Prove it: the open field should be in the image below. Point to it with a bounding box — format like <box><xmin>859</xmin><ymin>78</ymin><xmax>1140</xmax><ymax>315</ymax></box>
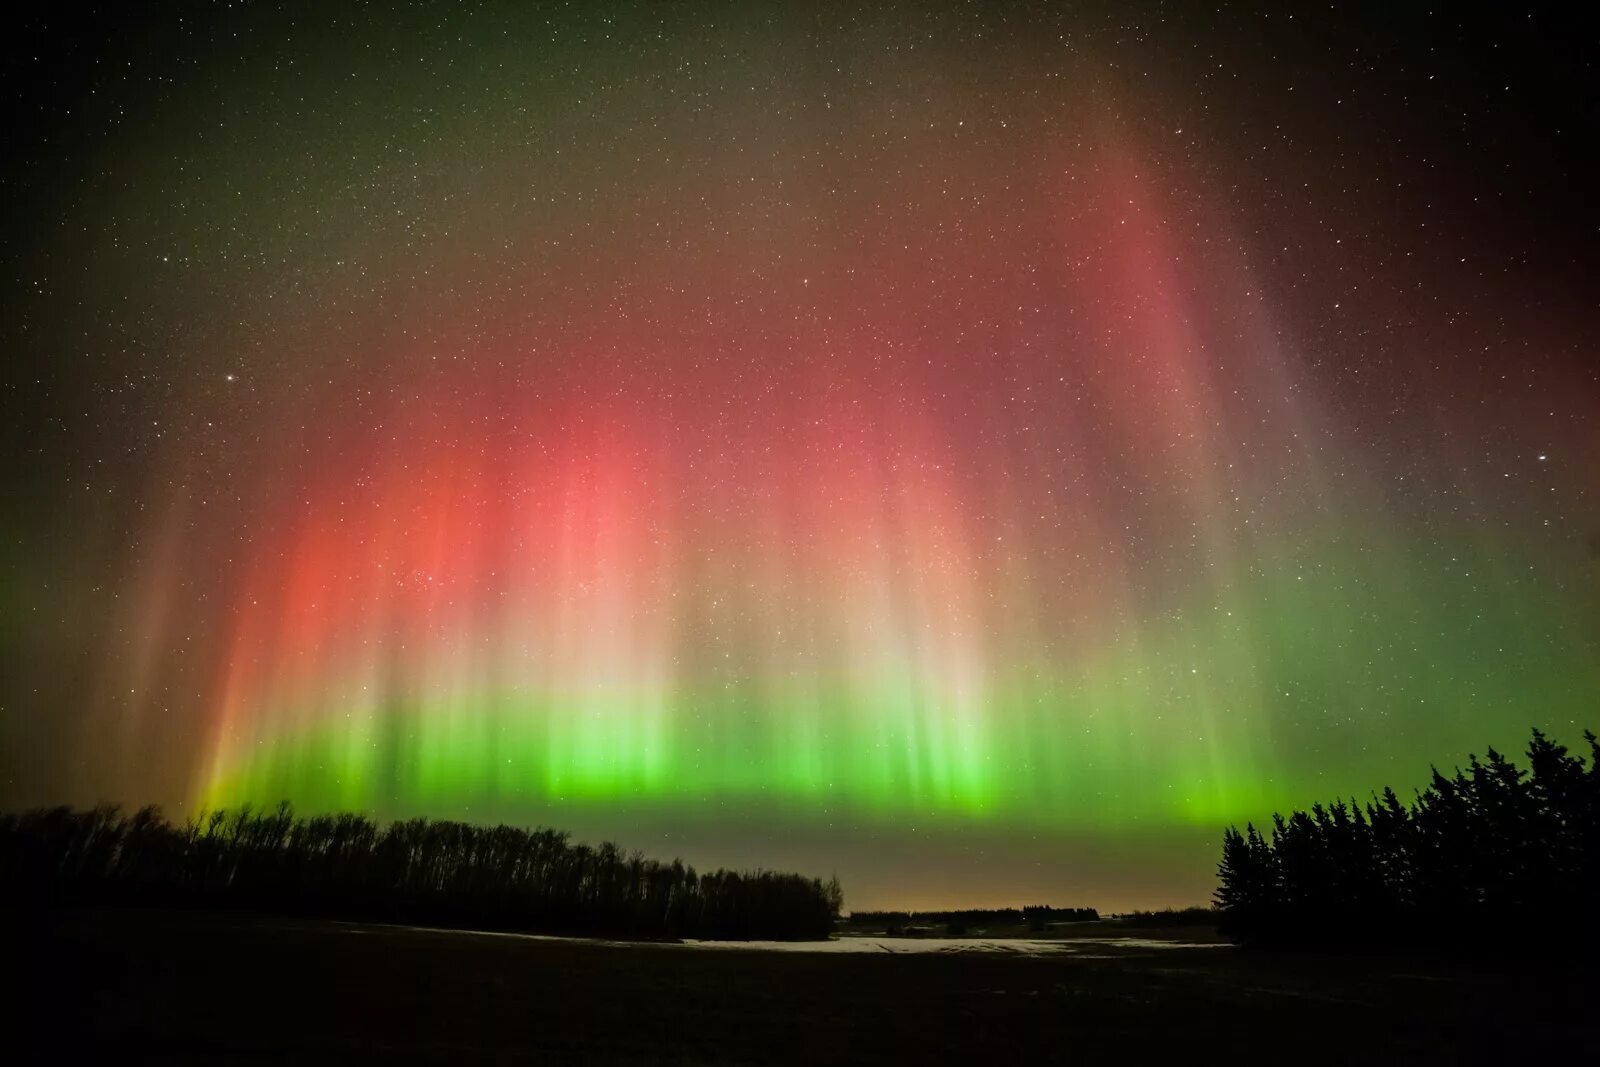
<box><xmin>11</xmin><ymin>908</ymin><xmax>1595</xmax><ymax>1064</ymax></box>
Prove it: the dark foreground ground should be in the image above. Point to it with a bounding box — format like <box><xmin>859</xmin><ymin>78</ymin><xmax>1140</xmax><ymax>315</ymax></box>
<box><xmin>10</xmin><ymin>908</ymin><xmax>1596</xmax><ymax>1064</ymax></box>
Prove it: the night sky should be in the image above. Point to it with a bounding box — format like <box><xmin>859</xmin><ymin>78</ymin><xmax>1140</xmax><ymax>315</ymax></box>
<box><xmin>3</xmin><ymin>2</ymin><xmax>1596</xmax><ymax>911</ymax></box>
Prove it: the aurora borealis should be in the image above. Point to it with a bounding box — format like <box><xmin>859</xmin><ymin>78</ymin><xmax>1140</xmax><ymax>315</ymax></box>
<box><xmin>3</xmin><ymin>3</ymin><xmax>1596</xmax><ymax>910</ymax></box>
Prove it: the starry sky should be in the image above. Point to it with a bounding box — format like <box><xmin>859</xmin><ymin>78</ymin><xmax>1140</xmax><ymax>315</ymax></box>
<box><xmin>2</xmin><ymin>2</ymin><xmax>1596</xmax><ymax>911</ymax></box>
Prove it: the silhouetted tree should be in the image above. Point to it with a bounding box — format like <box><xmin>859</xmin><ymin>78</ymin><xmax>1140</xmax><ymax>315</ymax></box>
<box><xmin>0</xmin><ymin>805</ymin><xmax>840</xmax><ymax>941</ymax></box>
<box><xmin>1215</xmin><ymin>727</ymin><xmax>1599</xmax><ymax>951</ymax></box>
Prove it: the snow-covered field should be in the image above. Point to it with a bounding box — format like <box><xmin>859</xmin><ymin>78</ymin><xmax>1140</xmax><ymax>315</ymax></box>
<box><xmin>681</xmin><ymin>935</ymin><xmax>1227</xmax><ymax>955</ymax></box>
<box><xmin>385</xmin><ymin>923</ymin><xmax>1225</xmax><ymax>956</ymax></box>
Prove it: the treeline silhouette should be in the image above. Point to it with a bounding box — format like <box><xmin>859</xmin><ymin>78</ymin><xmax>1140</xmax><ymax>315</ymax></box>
<box><xmin>1216</xmin><ymin>728</ymin><xmax>1599</xmax><ymax>949</ymax></box>
<box><xmin>1115</xmin><ymin>906</ymin><xmax>1217</xmax><ymax>927</ymax></box>
<box><xmin>0</xmin><ymin>803</ymin><xmax>843</xmax><ymax>941</ymax></box>
<box><xmin>851</xmin><ymin>905</ymin><xmax>1098</xmax><ymax>935</ymax></box>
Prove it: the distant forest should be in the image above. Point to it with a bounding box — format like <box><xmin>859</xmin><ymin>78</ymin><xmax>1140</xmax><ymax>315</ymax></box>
<box><xmin>850</xmin><ymin>905</ymin><xmax>1098</xmax><ymax>935</ymax></box>
<box><xmin>1216</xmin><ymin>728</ymin><xmax>1599</xmax><ymax>949</ymax></box>
<box><xmin>0</xmin><ymin>804</ymin><xmax>843</xmax><ymax>941</ymax></box>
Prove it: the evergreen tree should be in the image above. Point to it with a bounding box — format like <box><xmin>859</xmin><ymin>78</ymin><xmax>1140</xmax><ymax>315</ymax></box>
<box><xmin>1214</xmin><ymin>727</ymin><xmax>1597</xmax><ymax>951</ymax></box>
